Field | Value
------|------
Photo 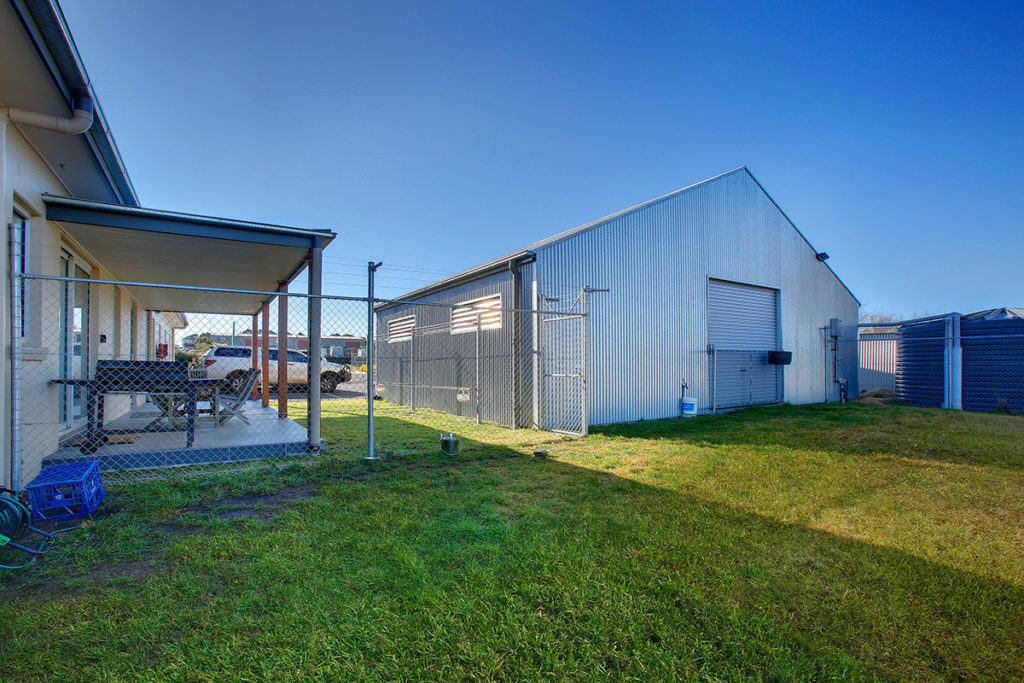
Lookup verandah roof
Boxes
[43,194,335,315]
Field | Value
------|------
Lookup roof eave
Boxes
[15,0,138,205]
[43,194,336,247]
[375,250,535,311]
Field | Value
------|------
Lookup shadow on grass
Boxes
[1,435,1022,680]
[311,410,560,459]
[591,402,1024,470]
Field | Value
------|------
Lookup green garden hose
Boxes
[0,489,55,570]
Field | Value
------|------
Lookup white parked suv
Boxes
[199,346,351,393]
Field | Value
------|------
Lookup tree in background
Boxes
[859,309,939,334]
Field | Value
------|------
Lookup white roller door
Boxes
[708,279,780,409]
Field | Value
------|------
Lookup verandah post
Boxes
[278,282,288,418]
[307,244,322,451]
[261,302,270,408]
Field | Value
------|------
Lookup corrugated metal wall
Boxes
[375,270,529,426]
[858,332,898,392]
[532,169,859,424]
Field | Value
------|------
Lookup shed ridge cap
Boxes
[525,166,749,252]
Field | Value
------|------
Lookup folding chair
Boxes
[212,368,260,426]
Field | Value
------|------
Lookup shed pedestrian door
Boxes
[708,279,780,410]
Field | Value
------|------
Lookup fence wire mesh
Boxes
[373,297,588,453]
[857,327,1024,412]
[708,348,783,411]
[13,275,585,487]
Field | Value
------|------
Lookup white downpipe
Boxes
[943,313,963,410]
[9,221,24,491]
[1,95,94,135]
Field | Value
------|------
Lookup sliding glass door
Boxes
[59,251,91,427]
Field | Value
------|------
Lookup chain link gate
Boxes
[536,289,591,436]
[370,288,592,452]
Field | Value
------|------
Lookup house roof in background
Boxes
[965,308,1024,320]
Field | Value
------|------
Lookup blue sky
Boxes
[60,0,1023,317]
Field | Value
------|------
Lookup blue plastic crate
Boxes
[26,461,106,521]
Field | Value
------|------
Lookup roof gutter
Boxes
[375,251,536,312]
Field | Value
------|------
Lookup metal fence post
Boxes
[475,310,482,425]
[410,325,416,412]
[711,344,718,414]
[366,261,381,459]
[581,286,589,437]
[9,221,23,490]
[533,285,542,429]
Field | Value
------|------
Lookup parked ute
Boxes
[200,346,351,393]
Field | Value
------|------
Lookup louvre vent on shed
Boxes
[387,316,415,343]
[451,294,502,334]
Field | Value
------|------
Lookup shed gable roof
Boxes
[388,168,859,305]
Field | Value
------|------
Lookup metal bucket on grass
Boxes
[440,432,461,456]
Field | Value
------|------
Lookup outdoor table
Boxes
[50,361,222,454]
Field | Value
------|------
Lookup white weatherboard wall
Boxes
[3,120,70,487]
[2,122,180,486]
[532,169,858,424]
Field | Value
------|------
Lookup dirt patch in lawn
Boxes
[85,558,160,584]
[857,388,899,405]
[186,484,318,521]
[1,555,163,603]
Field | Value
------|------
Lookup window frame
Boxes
[58,246,93,429]
[12,208,29,338]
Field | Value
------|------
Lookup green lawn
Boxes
[2,404,1022,680]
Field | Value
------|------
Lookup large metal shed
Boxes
[377,168,859,428]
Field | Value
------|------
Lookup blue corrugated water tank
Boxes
[961,317,1024,413]
[896,320,945,408]
[897,311,1024,413]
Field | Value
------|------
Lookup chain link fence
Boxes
[708,348,783,411]
[11,274,585,487]
[857,318,1024,412]
[373,291,589,452]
